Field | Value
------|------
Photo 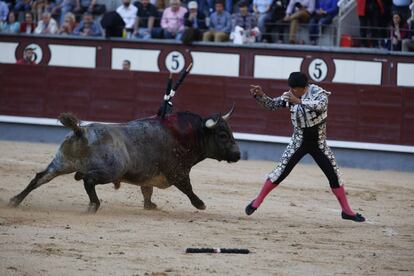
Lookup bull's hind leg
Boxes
[171,174,206,210]
[141,186,157,210]
[83,178,101,213]
[9,164,64,207]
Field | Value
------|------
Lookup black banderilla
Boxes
[160,63,193,119]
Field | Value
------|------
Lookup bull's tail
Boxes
[58,113,83,137]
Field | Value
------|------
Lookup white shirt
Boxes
[116,4,138,29]
[34,18,58,34]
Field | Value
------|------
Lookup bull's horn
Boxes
[205,118,219,128]
[222,103,235,121]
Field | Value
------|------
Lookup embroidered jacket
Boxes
[255,84,331,128]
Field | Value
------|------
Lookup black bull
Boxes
[9,107,241,212]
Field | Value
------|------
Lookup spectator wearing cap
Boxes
[284,0,315,44]
[202,0,232,42]
[161,0,187,40]
[253,0,273,41]
[117,0,138,38]
[0,11,20,33]
[73,12,102,36]
[19,12,36,34]
[183,1,207,41]
[308,0,338,45]
[35,12,59,34]
[16,47,37,65]
[133,0,159,39]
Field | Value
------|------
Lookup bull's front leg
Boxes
[141,186,157,210]
[171,174,206,210]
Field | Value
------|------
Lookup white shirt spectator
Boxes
[35,17,58,34]
[116,3,138,29]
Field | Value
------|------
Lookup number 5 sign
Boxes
[165,51,185,73]
[308,58,328,82]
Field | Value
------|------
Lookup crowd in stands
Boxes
[0,0,413,51]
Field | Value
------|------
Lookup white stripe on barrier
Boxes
[0,115,413,154]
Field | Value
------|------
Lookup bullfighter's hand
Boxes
[282,91,301,105]
[250,85,264,97]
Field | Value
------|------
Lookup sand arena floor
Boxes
[0,141,413,275]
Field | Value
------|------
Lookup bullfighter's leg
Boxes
[172,175,206,210]
[9,163,67,207]
[141,186,157,210]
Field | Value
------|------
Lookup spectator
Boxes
[133,0,158,39]
[35,12,59,34]
[402,13,414,50]
[206,0,234,15]
[20,12,36,34]
[13,0,31,14]
[182,1,207,43]
[122,59,131,70]
[73,12,102,36]
[52,0,76,26]
[389,12,408,50]
[265,0,288,43]
[284,0,315,44]
[0,0,8,23]
[356,0,384,47]
[253,0,273,41]
[74,0,97,15]
[308,0,338,45]
[116,0,138,38]
[161,0,187,40]
[392,0,411,21]
[58,12,77,34]
[202,0,232,42]
[0,11,20,33]
[16,47,37,64]
[231,0,258,43]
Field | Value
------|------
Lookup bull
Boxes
[9,107,240,212]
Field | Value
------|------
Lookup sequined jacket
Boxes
[255,84,331,128]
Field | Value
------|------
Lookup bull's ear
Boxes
[204,114,220,129]
[222,103,235,121]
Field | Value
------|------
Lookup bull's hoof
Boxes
[8,196,21,208]
[144,202,157,210]
[86,202,100,213]
[192,200,206,210]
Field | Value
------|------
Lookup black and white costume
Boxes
[255,84,342,188]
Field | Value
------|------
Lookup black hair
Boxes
[288,72,308,88]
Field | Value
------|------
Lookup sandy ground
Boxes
[0,141,413,276]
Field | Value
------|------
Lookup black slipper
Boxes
[245,200,257,216]
[341,212,365,222]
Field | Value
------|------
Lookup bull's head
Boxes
[203,105,241,163]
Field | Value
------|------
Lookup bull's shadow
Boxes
[9,107,241,213]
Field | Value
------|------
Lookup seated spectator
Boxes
[74,0,105,16]
[16,47,37,64]
[356,0,384,47]
[117,0,138,38]
[20,12,36,34]
[392,0,411,22]
[58,11,77,34]
[101,10,125,37]
[202,0,232,42]
[206,0,234,15]
[308,0,338,45]
[133,0,158,39]
[284,0,315,44]
[402,13,414,51]
[32,0,55,22]
[13,0,31,14]
[0,0,8,24]
[73,12,102,36]
[389,12,409,50]
[0,11,20,33]
[182,1,207,43]
[253,0,273,41]
[35,11,59,34]
[231,0,258,43]
[161,0,187,40]
[265,0,288,43]
[52,0,75,26]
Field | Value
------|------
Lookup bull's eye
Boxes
[218,133,229,141]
